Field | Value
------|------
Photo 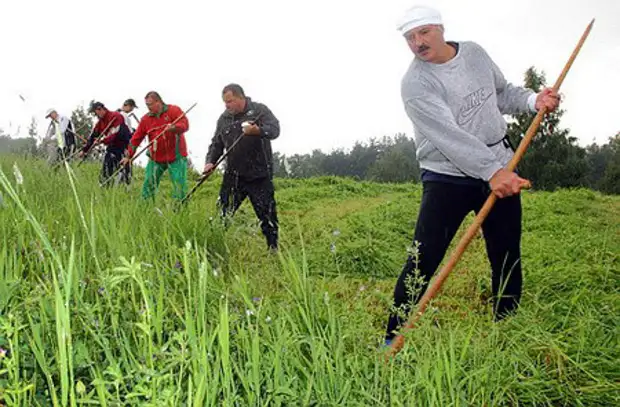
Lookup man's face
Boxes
[94,107,106,119]
[223,91,246,115]
[404,24,446,63]
[49,111,58,121]
[122,104,133,113]
[145,97,162,115]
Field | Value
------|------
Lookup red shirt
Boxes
[88,110,129,151]
[127,104,189,163]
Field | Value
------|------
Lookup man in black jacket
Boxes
[204,83,280,251]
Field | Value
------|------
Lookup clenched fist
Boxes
[489,169,531,198]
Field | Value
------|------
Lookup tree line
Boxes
[272,67,619,194]
[1,67,618,194]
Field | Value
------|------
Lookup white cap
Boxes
[396,5,443,36]
[45,108,56,118]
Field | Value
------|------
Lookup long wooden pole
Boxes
[387,18,595,357]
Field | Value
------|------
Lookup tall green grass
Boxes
[0,155,618,406]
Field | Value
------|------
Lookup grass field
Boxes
[0,155,618,406]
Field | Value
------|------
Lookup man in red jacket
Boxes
[81,101,132,186]
[121,91,190,201]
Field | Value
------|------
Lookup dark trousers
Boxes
[218,175,279,249]
[385,181,523,340]
[100,150,131,187]
[58,144,76,161]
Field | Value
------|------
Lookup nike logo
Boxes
[456,87,492,126]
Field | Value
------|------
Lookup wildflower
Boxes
[0,347,7,358]
[330,243,336,253]
[213,268,220,278]
[141,262,154,268]
[332,229,340,236]
[246,309,254,317]
[98,287,105,295]
[13,162,23,185]
[174,260,183,270]
[265,316,272,323]
[185,240,191,251]
[76,380,86,395]
[359,285,367,292]
[252,297,262,303]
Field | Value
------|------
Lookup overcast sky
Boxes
[1,0,617,168]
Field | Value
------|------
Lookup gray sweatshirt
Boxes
[401,41,537,181]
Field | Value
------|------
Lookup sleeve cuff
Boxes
[527,93,538,113]
[481,162,504,182]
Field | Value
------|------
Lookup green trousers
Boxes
[142,157,188,201]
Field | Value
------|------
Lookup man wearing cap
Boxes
[204,83,281,252]
[118,98,140,133]
[120,91,190,202]
[384,6,561,344]
[45,108,76,165]
[81,101,132,186]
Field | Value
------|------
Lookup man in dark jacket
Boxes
[204,83,280,251]
[81,101,133,186]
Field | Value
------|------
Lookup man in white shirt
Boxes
[45,108,76,165]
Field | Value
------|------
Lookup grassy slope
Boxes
[0,156,618,406]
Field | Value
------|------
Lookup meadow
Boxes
[0,155,618,406]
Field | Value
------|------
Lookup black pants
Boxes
[218,175,279,249]
[100,150,131,187]
[57,144,76,162]
[385,181,523,340]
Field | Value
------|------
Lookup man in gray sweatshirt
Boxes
[385,6,561,344]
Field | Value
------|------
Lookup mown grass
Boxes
[0,155,618,406]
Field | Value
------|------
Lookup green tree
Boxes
[0,129,37,157]
[598,133,620,194]
[70,104,104,161]
[71,105,94,149]
[27,117,38,140]
[271,152,289,178]
[367,134,420,183]
[506,66,588,190]
[585,139,614,189]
